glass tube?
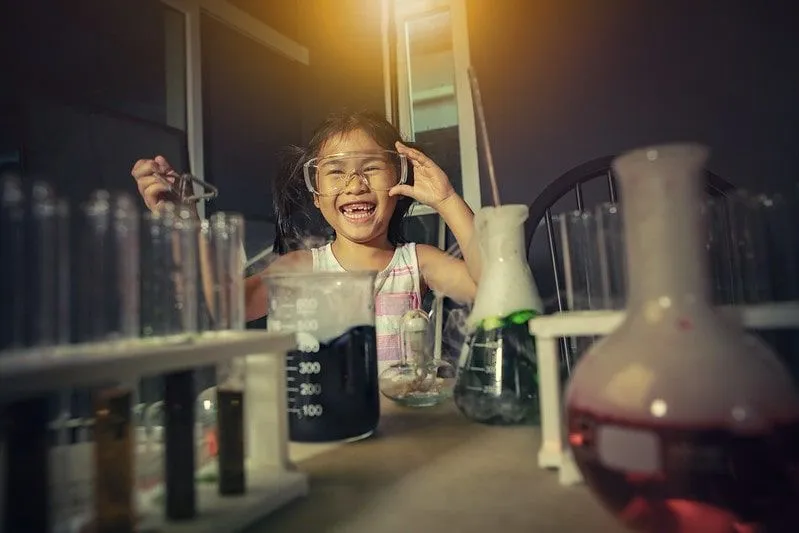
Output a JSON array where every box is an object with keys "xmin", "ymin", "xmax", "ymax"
[
  {"xmin": 140, "ymin": 203, "xmax": 200, "ymax": 340},
  {"xmin": 753, "ymin": 192, "xmax": 799, "ymax": 386},
  {"xmin": 703, "ymin": 197, "xmax": 736, "ymax": 305},
  {"xmin": 200, "ymin": 213, "xmax": 246, "ymax": 496},
  {"xmin": 756, "ymin": 193, "xmax": 798, "ymax": 302},
  {"xmin": 139, "ymin": 204, "xmax": 200, "ymax": 503},
  {"xmin": 76, "ymin": 191, "xmax": 140, "ymax": 343},
  {"xmin": 0, "ymin": 175, "xmax": 26, "ymax": 351},
  {"xmin": 201, "ymin": 212, "xmax": 246, "ymax": 332},
  {"xmin": 557, "ymin": 210, "xmax": 603, "ymax": 312},
  {"xmin": 29, "ymin": 184, "xmax": 79, "ymax": 528},
  {"xmin": 555, "ymin": 210, "xmax": 603, "ymax": 367},
  {"xmin": 29, "ymin": 183, "xmax": 71, "ymax": 347},
  {"xmin": 726, "ymin": 191, "xmax": 773, "ymax": 304},
  {"xmin": 595, "ymin": 202, "xmax": 626, "ymax": 310},
  {"xmin": 216, "ymin": 359, "xmax": 245, "ymax": 495}
]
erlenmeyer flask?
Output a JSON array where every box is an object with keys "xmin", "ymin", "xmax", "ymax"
[
  {"xmin": 453, "ymin": 205, "xmax": 542, "ymax": 425},
  {"xmin": 454, "ymin": 314, "xmax": 538, "ymax": 425}
]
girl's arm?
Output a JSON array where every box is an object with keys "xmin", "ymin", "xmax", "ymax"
[
  {"xmin": 242, "ymin": 250, "xmax": 313, "ymax": 322},
  {"xmin": 390, "ymin": 143, "xmax": 482, "ymax": 302},
  {"xmin": 435, "ymin": 192, "xmax": 481, "ymax": 282},
  {"xmin": 416, "ymin": 243, "xmax": 476, "ymax": 304},
  {"xmin": 416, "ymin": 193, "xmax": 480, "ymax": 304}
]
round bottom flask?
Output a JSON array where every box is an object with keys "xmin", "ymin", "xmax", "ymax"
[{"xmin": 566, "ymin": 144, "xmax": 799, "ymax": 533}]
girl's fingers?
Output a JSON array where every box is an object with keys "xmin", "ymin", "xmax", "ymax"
[
  {"xmin": 395, "ymin": 141, "xmax": 432, "ymax": 167},
  {"xmin": 388, "ymin": 184, "xmax": 415, "ymax": 198}
]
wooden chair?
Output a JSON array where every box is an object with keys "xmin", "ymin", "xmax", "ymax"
[{"xmin": 523, "ymin": 155, "xmax": 735, "ymax": 369}]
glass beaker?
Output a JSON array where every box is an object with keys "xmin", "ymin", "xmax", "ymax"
[{"xmin": 263, "ymin": 271, "xmax": 379, "ymax": 442}]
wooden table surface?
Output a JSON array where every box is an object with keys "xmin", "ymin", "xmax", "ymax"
[{"xmin": 246, "ymin": 399, "xmax": 627, "ymax": 533}]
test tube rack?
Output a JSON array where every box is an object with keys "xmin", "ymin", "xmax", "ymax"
[
  {"xmin": 529, "ymin": 301, "xmax": 799, "ymax": 486},
  {"xmin": 0, "ymin": 331, "xmax": 307, "ymax": 532}
]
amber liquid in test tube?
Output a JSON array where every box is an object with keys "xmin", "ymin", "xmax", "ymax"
[
  {"xmin": 93, "ymin": 388, "xmax": 135, "ymax": 533},
  {"xmin": 217, "ymin": 369, "xmax": 245, "ymax": 495},
  {"xmin": 154, "ymin": 205, "xmax": 201, "ymax": 521},
  {"xmin": 79, "ymin": 191, "xmax": 140, "ymax": 533}
]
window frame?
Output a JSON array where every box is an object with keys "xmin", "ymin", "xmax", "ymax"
[
  {"xmin": 382, "ymin": 0, "xmax": 479, "ymax": 360},
  {"xmin": 382, "ymin": 0, "xmax": 482, "ymax": 215},
  {"xmin": 159, "ymin": 0, "xmax": 309, "ymax": 221}
]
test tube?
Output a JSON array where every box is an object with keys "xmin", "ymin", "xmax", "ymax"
[
  {"xmin": 556, "ymin": 210, "xmax": 603, "ymax": 366},
  {"xmin": 726, "ymin": 190, "xmax": 773, "ymax": 304},
  {"xmin": 29, "ymin": 183, "xmax": 71, "ymax": 346},
  {"xmin": 703, "ymin": 198, "xmax": 736, "ymax": 305},
  {"xmin": 756, "ymin": 193, "xmax": 798, "ymax": 302},
  {"xmin": 139, "ymin": 203, "xmax": 200, "ymax": 505},
  {"xmin": 76, "ymin": 191, "xmax": 141, "ymax": 343},
  {"xmin": 754, "ymin": 192, "xmax": 799, "ymax": 384},
  {"xmin": 0, "ymin": 175, "xmax": 25, "ymax": 351},
  {"xmin": 202, "ymin": 212, "xmax": 246, "ymax": 496},
  {"xmin": 93, "ymin": 388, "xmax": 134, "ymax": 533},
  {"xmin": 557, "ymin": 210, "xmax": 603, "ymax": 312},
  {"xmin": 201, "ymin": 212, "xmax": 246, "ymax": 332},
  {"xmin": 141, "ymin": 203, "xmax": 200, "ymax": 339},
  {"xmin": 164, "ymin": 370, "xmax": 196, "ymax": 520},
  {"xmin": 595, "ymin": 203, "xmax": 626, "ymax": 310},
  {"xmin": 216, "ymin": 358, "xmax": 245, "ymax": 495},
  {"xmin": 29, "ymin": 184, "xmax": 79, "ymax": 526},
  {"xmin": 75, "ymin": 191, "xmax": 139, "ymax": 532},
  {"xmin": 156, "ymin": 208, "xmax": 206, "ymax": 520}
]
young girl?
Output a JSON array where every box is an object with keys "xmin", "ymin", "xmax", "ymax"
[{"xmin": 131, "ymin": 110, "xmax": 478, "ymax": 367}]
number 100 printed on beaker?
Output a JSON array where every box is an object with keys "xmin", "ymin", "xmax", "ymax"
[{"xmin": 263, "ymin": 271, "xmax": 380, "ymax": 443}]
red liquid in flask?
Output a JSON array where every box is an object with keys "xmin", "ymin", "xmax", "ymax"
[{"xmin": 567, "ymin": 407, "xmax": 799, "ymax": 533}]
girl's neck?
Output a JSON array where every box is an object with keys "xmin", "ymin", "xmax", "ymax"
[{"xmin": 331, "ymin": 235, "xmax": 395, "ymax": 271}]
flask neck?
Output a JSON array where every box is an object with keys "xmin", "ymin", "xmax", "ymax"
[{"xmin": 615, "ymin": 144, "xmax": 711, "ymax": 310}]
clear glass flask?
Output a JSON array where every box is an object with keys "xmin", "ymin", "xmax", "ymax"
[
  {"xmin": 379, "ymin": 308, "xmax": 456, "ymax": 407},
  {"xmin": 453, "ymin": 205, "xmax": 542, "ymax": 425}
]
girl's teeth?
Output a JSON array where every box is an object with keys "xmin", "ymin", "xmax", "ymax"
[{"xmin": 342, "ymin": 205, "xmax": 374, "ymax": 220}]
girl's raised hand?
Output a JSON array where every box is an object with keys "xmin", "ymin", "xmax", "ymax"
[{"xmin": 389, "ymin": 141, "xmax": 456, "ymax": 210}]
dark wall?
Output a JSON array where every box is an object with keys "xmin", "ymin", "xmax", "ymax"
[
  {"xmin": 466, "ymin": 0, "xmax": 799, "ymax": 206},
  {"xmin": 201, "ymin": 14, "xmax": 303, "ymax": 220},
  {"xmin": 0, "ymin": 0, "xmax": 188, "ymax": 206}
]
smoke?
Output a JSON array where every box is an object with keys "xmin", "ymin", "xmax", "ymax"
[{"xmin": 424, "ymin": 241, "xmax": 473, "ymax": 363}]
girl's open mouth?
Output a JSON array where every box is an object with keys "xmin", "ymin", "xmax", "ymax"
[{"xmin": 339, "ymin": 202, "xmax": 376, "ymax": 222}]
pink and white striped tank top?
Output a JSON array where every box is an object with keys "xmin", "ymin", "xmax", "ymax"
[{"xmin": 311, "ymin": 243, "xmax": 422, "ymax": 369}]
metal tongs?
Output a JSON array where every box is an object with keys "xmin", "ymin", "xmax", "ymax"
[{"xmin": 164, "ymin": 172, "xmax": 219, "ymax": 204}]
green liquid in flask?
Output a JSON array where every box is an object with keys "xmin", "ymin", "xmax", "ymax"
[{"xmin": 454, "ymin": 310, "xmax": 539, "ymax": 426}]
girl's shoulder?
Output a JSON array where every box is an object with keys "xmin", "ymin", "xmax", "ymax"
[{"xmin": 267, "ymin": 249, "xmax": 313, "ymax": 273}]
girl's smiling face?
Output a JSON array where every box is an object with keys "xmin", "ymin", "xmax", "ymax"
[{"xmin": 312, "ymin": 128, "xmax": 399, "ymax": 246}]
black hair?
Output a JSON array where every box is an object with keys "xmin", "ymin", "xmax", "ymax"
[{"xmin": 272, "ymin": 110, "xmax": 416, "ymax": 254}]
